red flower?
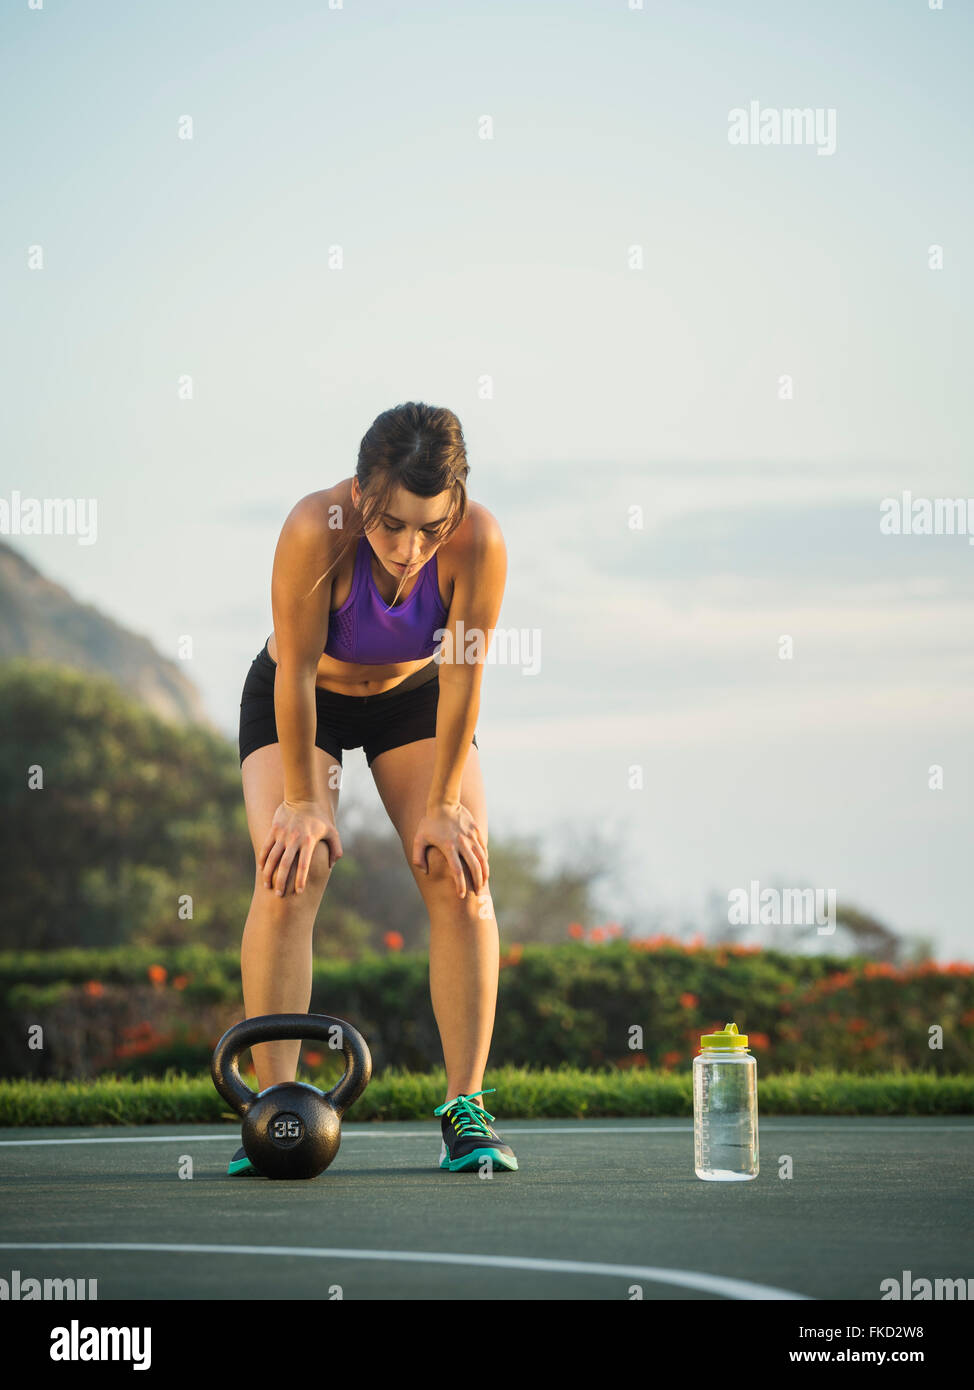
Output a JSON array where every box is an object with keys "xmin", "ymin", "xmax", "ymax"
[
  {"xmin": 83, "ymin": 981, "xmax": 104, "ymax": 997},
  {"xmin": 615, "ymin": 1053, "xmax": 647, "ymax": 1070},
  {"xmin": 147, "ymin": 964, "xmax": 167, "ymax": 985},
  {"xmin": 383, "ymin": 931, "xmax": 404, "ymax": 951},
  {"xmin": 568, "ymin": 923, "xmax": 585, "ymax": 939},
  {"xmin": 122, "ymin": 1022, "xmax": 153, "ymax": 1039},
  {"xmin": 864, "ymin": 962, "xmax": 900, "ymax": 979},
  {"xmin": 113, "ymin": 1028, "xmax": 174, "ymax": 1059},
  {"xmin": 679, "ymin": 992, "xmax": 698, "ymax": 1010}
]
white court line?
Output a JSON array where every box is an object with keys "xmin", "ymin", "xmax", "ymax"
[
  {"xmin": 0, "ymin": 1242, "xmax": 812, "ymax": 1300},
  {"xmin": 0, "ymin": 1123, "xmax": 972, "ymax": 1147}
]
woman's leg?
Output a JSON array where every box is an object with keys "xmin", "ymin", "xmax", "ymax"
[
  {"xmin": 369, "ymin": 738, "xmax": 496, "ymax": 1110},
  {"xmin": 239, "ymin": 742, "xmax": 343, "ymax": 1091}
]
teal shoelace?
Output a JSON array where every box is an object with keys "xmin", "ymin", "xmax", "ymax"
[{"xmin": 434, "ymin": 1088, "xmax": 497, "ymax": 1135}]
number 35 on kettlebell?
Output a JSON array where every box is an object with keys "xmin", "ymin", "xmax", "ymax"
[{"xmin": 210, "ymin": 1013, "xmax": 372, "ymax": 1179}]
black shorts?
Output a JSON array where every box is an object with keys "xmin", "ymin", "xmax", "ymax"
[{"xmin": 238, "ymin": 640, "xmax": 479, "ymax": 769}]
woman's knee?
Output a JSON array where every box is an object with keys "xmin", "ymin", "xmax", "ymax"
[
  {"xmin": 305, "ymin": 837, "xmax": 336, "ymax": 890},
  {"xmin": 418, "ymin": 844, "xmax": 453, "ymax": 882},
  {"xmin": 252, "ymin": 838, "xmax": 334, "ymax": 903},
  {"xmin": 419, "ymin": 843, "xmax": 485, "ymax": 898}
]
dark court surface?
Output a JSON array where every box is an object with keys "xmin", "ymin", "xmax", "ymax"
[{"xmin": 1, "ymin": 1117, "xmax": 971, "ymax": 1300}]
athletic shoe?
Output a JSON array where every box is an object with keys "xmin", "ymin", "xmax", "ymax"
[
  {"xmin": 227, "ymin": 1144, "xmax": 262, "ymax": 1176},
  {"xmin": 434, "ymin": 1089, "xmax": 518, "ymax": 1171}
]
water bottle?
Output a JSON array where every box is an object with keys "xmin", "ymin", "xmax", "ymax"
[{"xmin": 692, "ymin": 1021, "xmax": 759, "ymax": 1181}]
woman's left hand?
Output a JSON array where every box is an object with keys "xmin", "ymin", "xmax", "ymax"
[{"xmin": 412, "ymin": 801, "xmax": 489, "ymax": 898}]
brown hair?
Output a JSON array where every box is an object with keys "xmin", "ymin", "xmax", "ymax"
[{"xmin": 314, "ymin": 401, "xmax": 469, "ymax": 606}]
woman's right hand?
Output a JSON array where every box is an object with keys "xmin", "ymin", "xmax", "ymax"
[{"xmin": 258, "ymin": 799, "xmax": 343, "ymax": 897}]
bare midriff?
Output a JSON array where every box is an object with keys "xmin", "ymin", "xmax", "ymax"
[{"xmin": 266, "ymin": 478, "xmax": 455, "ymax": 697}]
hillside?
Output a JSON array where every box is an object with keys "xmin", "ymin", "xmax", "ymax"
[{"xmin": 0, "ymin": 539, "xmax": 212, "ymax": 727}]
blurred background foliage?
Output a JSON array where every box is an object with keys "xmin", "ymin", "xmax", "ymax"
[{"xmin": 3, "ymin": 660, "xmax": 969, "ymax": 1085}]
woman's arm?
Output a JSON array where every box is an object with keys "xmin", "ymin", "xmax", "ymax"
[
  {"xmin": 258, "ymin": 496, "xmax": 342, "ymax": 895},
  {"xmin": 412, "ymin": 508, "xmax": 508, "ymax": 896},
  {"xmin": 270, "ymin": 497, "xmax": 335, "ymax": 804},
  {"xmin": 428, "ymin": 510, "xmax": 507, "ymax": 807}
]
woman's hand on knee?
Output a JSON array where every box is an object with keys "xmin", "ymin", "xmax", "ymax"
[
  {"xmin": 258, "ymin": 799, "xmax": 343, "ymax": 897},
  {"xmin": 412, "ymin": 801, "xmax": 488, "ymax": 898}
]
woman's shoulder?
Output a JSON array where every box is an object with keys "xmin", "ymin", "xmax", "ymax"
[
  {"xmin": 445, "ymin": 499, "xmax": 505, "ymax": 554},
  {"xmin": 280, "ymin": 481, "xmax": 356, "ymax": 549},
  {"xmin": 436, "ymin": 501, "xmax": 505, "ymax": 603}
]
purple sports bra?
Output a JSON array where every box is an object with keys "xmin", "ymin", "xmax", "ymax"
[{"xmin": 324, "ymin": 534, "xmax": 449, "ymax": 665}]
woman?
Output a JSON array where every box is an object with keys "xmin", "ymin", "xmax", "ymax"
[{"xmin": 231, "ymin": 402, "xmax": 518, "ymax": 1175}]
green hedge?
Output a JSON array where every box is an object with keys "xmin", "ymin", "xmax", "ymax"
[
  {"xmin": 1, "ymin": 943, "xmax": 972, "ymax": 1080},
  {"xmin": 1, "ymin": 1067, "xmax": 972, "ymax": 1126}
]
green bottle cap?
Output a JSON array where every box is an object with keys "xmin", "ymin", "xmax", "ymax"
[{"xmin": 700, "ymin": 1020, "xmax": 749, "ymax": 1048}]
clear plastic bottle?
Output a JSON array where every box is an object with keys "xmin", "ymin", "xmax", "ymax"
[{"xmin": 692, "ymin": 1021, "xmax": 759, "ymax": 1181}]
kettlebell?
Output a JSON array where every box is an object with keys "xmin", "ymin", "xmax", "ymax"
[{"xmin": 210, "ymin": 1012, "xmax": 372, "ymax": 1179}]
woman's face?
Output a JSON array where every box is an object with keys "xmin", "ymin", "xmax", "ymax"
[{"xmin": 355, "ymin": 480, "xmax": 453, "ymax": 576}]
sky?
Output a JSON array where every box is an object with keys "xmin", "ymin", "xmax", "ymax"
[{"xmin": 2, "ymin": 0, "xmax": 972, "ymax": 958}]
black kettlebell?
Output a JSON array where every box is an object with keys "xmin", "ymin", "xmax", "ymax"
[{"xmin": 210, "ymin": 1013, "xmax": 372, "ymax": 1179}]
